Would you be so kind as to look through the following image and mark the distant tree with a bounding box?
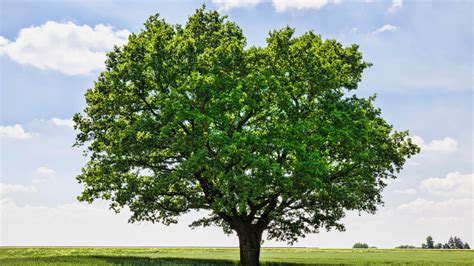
[448,237,456,249]
[426,236,434,249]
[396,245,416,249]
[434,243,442,249]
[353,243,369,248]
[443,243,450,249]
[421,243,427,249]
[454,237,464,249]
[463,243,470,249]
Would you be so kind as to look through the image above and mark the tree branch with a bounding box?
[179,122,191,135]
[236,110,254,131]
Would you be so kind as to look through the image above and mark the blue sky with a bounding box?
[1,0,472,248]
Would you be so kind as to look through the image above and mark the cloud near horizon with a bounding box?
[0,184,37,194]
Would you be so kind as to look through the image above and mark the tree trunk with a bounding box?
[238,229,262,266]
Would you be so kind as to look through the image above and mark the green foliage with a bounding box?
[352,243,369,249]
[74,6,419,246]
[425,236,434,249]
[444,236,467,249]
[454,237,465,249]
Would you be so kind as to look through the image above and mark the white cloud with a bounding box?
[374,24,399,34]
[411,135,458,153]
[272,0,342,12]
[394,188,417,195]
[0,21,130,75]
[0,183,37,194]
[50,118,75,128]
[212,0,263,11]
[421,172,473,197]
[397,198,472,214]
[0,36,9,48]
[388,0,403,13]
[36,166,56,178]
[0,124,32,140]
[32,166,56,184]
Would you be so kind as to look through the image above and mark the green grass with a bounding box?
[1,247,473,265]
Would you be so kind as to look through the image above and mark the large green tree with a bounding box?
[74,7,419,266]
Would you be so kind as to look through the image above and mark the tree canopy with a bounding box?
[74,7,419,265]
[353,243,369,249]
[426,236,434,249]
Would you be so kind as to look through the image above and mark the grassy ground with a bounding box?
[1,247,473,265]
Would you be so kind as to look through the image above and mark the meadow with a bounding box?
[1,247,473,265]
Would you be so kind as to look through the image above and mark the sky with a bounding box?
[0,0,472,248]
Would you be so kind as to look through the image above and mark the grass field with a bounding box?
[1,247,473,265]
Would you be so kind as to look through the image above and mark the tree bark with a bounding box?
[238,228,262,266]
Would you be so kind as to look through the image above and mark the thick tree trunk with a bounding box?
[238,229,262,266]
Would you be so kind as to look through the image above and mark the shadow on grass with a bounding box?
[95,256,238,265]
[0,256,348,266]
[95,256,332,265]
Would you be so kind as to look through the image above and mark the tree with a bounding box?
[463,242,470,249]
[395,245,416,249]
[448,237,456,249]
[353,243,369,248]
[434,243,442,249]
[426,236,434,249]
[73,7,419,266]
[454,236,464,249]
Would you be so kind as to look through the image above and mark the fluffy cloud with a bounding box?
[421,172,473,197]
[374,24,399,34]
[212,0,263,11]
[0,124,32,140]
[0,21,130,75]
[32,166,56,184]
[0,36,9,47]
[0,184,36,194]
[50,118,75,128]
[397,198,472,215]
[388,0,403,13]
[411,135,458,153]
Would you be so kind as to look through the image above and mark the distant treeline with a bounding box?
[396,236,470,249]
